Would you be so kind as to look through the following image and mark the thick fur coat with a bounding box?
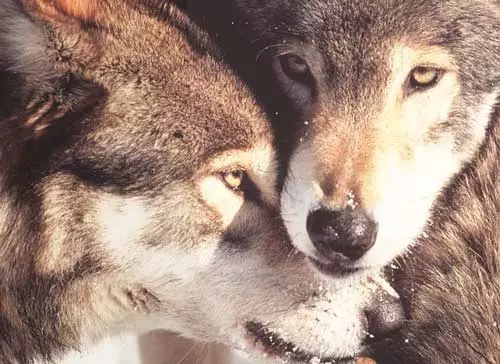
[0,1,397,363]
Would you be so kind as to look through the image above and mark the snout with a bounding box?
[307,206,378,262]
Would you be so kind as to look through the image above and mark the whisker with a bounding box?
[174,341,199,364]
[255,43,289,63]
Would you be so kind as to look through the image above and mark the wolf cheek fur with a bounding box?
[0,1,401,363]
[371,110,500,364]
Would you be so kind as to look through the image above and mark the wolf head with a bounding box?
[248,0,500,274]
[0,1,403,363]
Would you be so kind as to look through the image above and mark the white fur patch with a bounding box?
[231,270,392,360]
[357,91,498,268]
[97,194,151,251]
[281,143,322,261]
[200,176,245,227]
[96,193,217,281]
[48,333,142,364]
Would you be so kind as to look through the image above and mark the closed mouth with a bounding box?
[245,320,353,363]
[309,257,361,277]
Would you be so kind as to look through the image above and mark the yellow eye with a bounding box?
[221,170,245,191]
[409,67,442,89]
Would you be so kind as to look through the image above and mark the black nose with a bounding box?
[306,207,378,261]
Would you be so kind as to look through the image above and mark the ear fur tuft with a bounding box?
[0,0,58,101]
[0,0,103,139]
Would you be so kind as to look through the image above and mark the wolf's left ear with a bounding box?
[0,0,105,139]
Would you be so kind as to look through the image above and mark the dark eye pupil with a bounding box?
[280,54,309,79]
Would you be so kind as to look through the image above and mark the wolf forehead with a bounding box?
[268,0,500,84]
[45,12,273,175]
[85,73,270,170]
[94,47,268,144]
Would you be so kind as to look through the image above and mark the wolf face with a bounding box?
[267,0,500,274]
[0,1,402,363]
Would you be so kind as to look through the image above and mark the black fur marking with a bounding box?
[2,78,108,192]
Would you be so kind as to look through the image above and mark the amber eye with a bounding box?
[221,170,246,191]
[409,67,442,90]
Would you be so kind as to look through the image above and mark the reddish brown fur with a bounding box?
[313,114,377,208]
[28,0,101,21]
[50,0,99,20]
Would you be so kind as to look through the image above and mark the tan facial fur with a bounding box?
[199,143,277,228]
[282,42,497,270]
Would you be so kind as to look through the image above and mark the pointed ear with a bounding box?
[14,77,106,140]
[0,0,59,106]
[0,0,104,139]
[36,0,101,22]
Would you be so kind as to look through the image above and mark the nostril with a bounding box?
[306,208,342,244]
[306,207,378,261]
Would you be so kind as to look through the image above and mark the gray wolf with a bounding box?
[276,0,500,278]
[0,0,400,363]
